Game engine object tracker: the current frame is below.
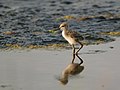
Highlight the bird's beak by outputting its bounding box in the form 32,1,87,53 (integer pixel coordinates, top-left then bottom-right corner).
55,28,60,30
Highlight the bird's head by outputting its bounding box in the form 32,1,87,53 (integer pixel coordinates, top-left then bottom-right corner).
59,22,68,31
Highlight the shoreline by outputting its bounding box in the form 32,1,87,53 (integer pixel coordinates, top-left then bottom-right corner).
0,37,118,52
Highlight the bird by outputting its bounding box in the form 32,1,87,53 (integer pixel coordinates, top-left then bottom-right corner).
59,22,84,65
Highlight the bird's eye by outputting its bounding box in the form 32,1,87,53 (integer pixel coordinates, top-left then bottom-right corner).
61,26,64,27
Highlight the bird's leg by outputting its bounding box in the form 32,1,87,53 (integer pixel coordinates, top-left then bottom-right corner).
72,44,75,63
75,42,83,65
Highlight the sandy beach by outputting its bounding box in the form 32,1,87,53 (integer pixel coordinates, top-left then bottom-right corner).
0,37,120,90
0,0,120,90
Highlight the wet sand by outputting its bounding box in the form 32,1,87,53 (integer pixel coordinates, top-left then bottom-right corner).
0,38,120,90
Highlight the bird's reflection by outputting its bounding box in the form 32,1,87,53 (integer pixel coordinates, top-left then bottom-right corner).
57,63,84,85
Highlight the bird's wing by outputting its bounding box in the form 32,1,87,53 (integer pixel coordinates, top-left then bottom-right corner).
67,30,84,41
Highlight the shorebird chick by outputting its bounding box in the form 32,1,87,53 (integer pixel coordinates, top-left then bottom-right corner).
59,22,84,64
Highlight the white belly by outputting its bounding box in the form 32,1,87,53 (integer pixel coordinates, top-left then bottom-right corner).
62,31,77,45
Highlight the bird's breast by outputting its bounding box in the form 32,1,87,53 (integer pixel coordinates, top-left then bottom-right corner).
62,31,77,45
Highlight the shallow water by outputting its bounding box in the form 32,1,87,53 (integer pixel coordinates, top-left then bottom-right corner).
0,38,120,90
0,0,120,49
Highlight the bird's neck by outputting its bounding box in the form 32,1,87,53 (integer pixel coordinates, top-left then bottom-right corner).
62,29,69,39
62,29,67,35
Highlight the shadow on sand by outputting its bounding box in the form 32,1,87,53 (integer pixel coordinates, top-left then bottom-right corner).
57,63,84,85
